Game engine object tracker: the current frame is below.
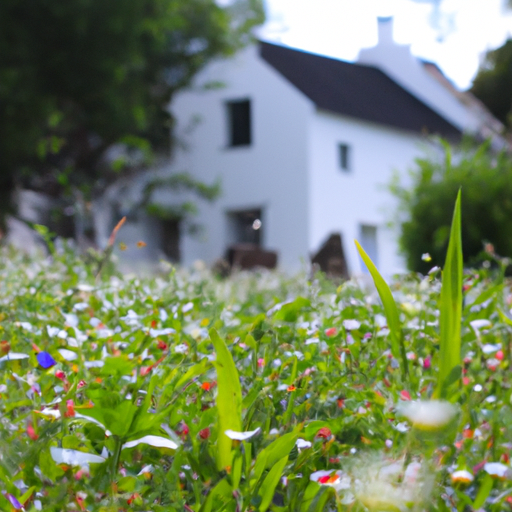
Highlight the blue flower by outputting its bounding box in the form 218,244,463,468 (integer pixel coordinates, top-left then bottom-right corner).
37,351,56,369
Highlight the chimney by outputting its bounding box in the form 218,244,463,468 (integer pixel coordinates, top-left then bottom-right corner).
377,16,394,45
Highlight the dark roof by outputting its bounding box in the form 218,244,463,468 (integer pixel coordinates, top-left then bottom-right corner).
259,41,461,137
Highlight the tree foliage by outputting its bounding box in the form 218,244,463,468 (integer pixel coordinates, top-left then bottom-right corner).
391,139,512,274
470,39,512,129
0,0,264,226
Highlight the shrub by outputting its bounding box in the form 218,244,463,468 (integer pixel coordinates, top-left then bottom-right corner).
391,138,512,273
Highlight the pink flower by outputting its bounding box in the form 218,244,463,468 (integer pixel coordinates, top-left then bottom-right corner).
399,390,411,401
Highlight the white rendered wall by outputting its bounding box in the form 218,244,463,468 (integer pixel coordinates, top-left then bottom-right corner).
308,110,429,277
162,45,315,270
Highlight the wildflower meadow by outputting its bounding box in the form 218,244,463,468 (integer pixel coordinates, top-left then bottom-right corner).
1,194,512,511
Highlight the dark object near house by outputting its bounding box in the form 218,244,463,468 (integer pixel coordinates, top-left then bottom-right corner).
311,233,349,279
226,244,278,270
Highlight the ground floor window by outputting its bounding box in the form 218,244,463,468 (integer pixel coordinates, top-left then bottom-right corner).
226,208,262,246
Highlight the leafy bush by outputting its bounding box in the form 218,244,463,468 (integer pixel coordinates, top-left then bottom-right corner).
391,138,512,273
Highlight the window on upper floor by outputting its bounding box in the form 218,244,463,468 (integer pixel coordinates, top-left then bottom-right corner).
338,143,350,171
227,99,251,147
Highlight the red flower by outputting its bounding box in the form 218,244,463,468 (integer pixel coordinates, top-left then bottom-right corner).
201,382,212,391
179,422,189,438
157,339,168,350
287,385,296,392
423,356,431,369
55,370,66,381
496,350,504,361
316,427,332,439
199,428,210,440
325,327,337,337
140,366,153,377
127,493,140,504
65,399,75,418
27,423,38,440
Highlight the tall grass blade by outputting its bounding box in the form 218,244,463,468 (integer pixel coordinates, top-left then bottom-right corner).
210,328,243,471
435,189,463,399
355,240,408,380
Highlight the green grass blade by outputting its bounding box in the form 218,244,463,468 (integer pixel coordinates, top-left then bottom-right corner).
355,240,408,380
210,328,243,471
258,455,288,512
436,189,463,399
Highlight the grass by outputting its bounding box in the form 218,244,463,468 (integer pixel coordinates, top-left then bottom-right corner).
0,209,511,511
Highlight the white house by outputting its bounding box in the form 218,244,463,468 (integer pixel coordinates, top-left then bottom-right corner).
105,18,505,276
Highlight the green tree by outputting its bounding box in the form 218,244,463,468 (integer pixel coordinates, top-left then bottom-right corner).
391,138,512,274
0,0,264,233
470,39,512,129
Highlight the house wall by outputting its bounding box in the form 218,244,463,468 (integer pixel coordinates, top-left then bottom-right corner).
160,45,315,270
308,109,429,277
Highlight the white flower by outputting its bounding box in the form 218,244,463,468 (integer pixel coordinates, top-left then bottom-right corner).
224,428,261,441
0,352,29,362
62,313,79,328
58,348,78,361
50,447,105,466
122,435,178,450
296,438,312,450
484,462,511,479
451,469,474,484
356,478,407,512
310,470,350,492
149,328,175,337
343,319,361,330
398,400,458,431
174,344,189,354
182,302,194,313
470,319,491,337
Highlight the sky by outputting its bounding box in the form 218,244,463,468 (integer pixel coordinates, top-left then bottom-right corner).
258,0,512,90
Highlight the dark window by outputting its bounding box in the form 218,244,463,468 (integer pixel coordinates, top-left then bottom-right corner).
227,209,262,246
227,99,251,147
339,143,350,171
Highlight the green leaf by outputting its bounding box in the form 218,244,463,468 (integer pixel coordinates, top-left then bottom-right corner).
252,430,299,483
435,189,463,400
274,297,310,322
473,474,493,509
258,455,288,512
355,240,407,380
210,328,242,471
174,359,210,390
199,478,233,512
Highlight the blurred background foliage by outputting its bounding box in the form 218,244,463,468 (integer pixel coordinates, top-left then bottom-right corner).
391,138,512,274
0,0,264,229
